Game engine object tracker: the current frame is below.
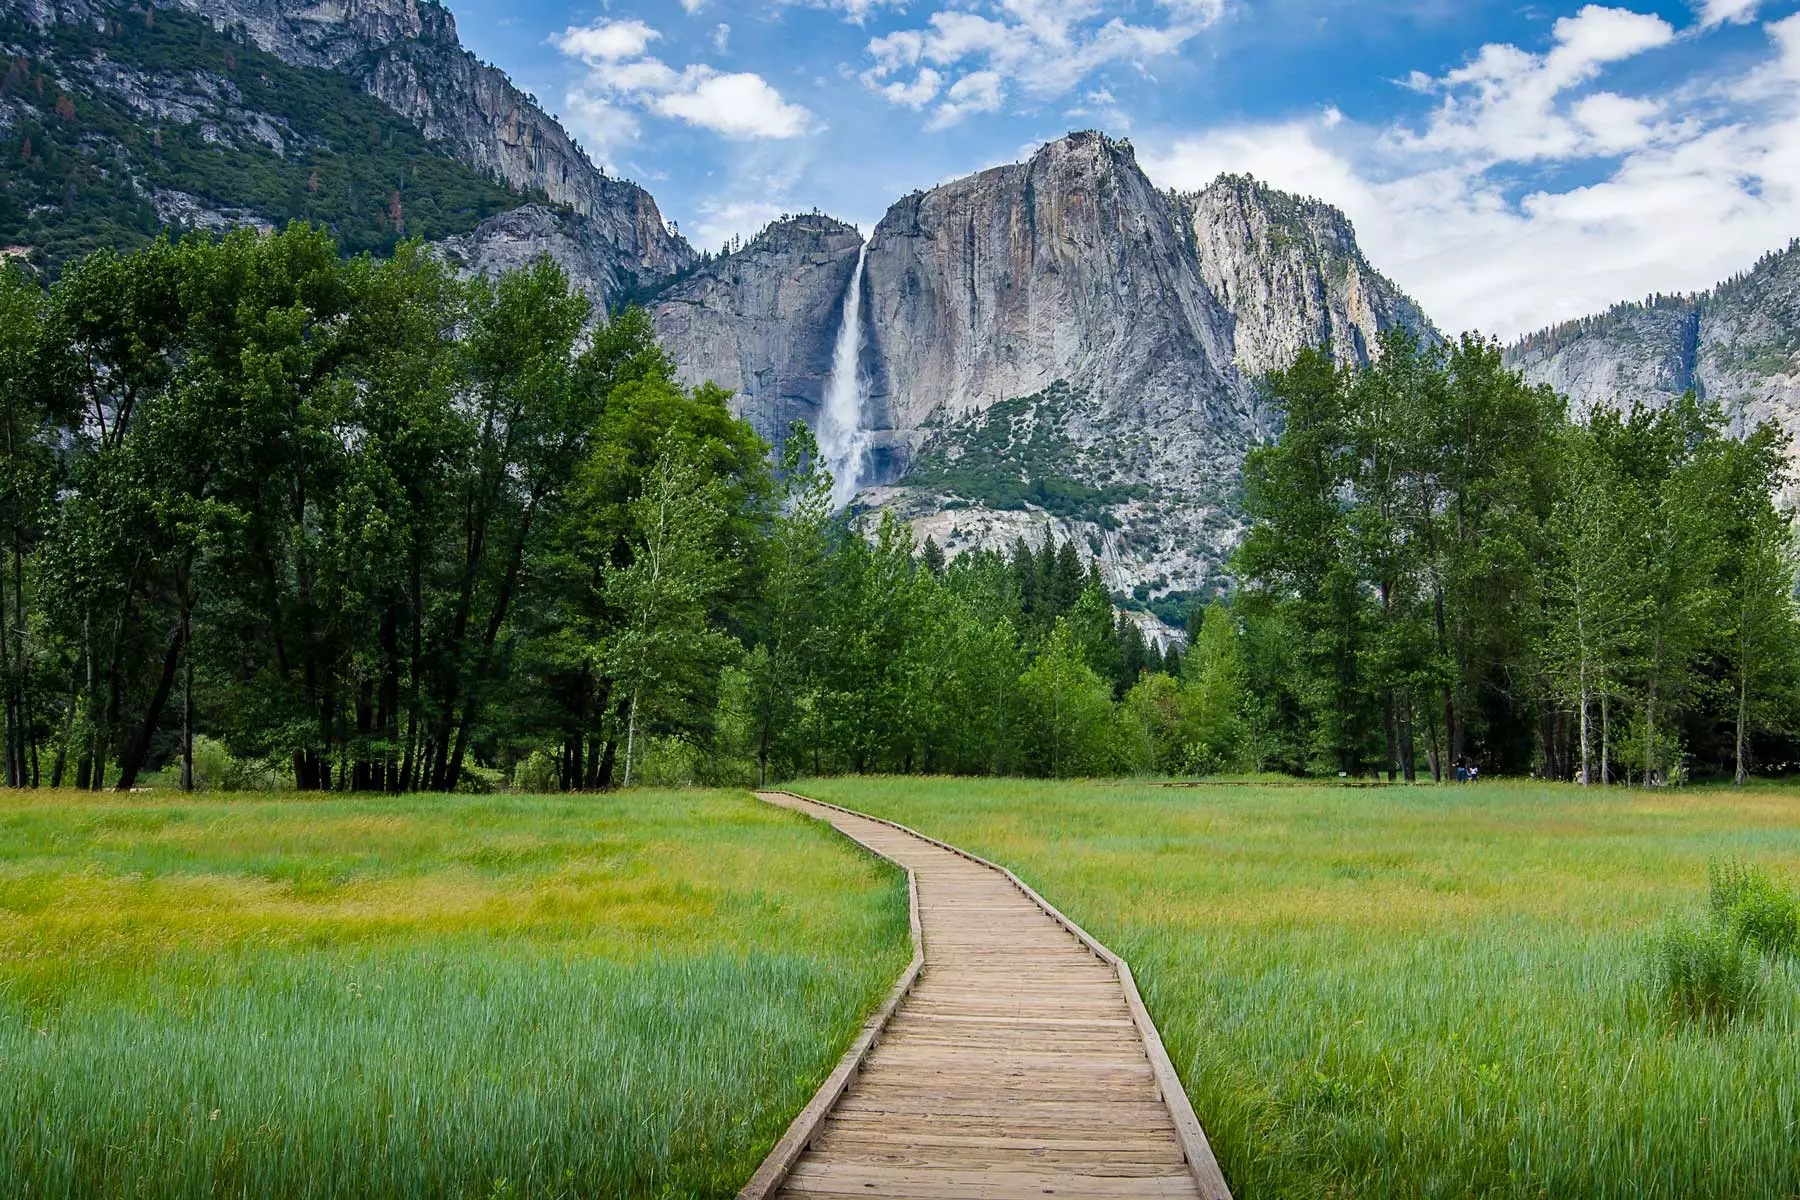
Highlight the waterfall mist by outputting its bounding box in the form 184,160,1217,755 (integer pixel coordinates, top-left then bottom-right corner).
819,242,871,511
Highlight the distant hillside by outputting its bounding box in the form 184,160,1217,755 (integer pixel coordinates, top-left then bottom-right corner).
651,134,1438,632
0,0,526,270
1508,239,1800,457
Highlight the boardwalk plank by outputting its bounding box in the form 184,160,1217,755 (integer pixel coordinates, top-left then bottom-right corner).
740,792,1232,1200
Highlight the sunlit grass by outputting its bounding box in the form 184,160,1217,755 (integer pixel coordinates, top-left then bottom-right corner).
801,776,1800,1200
0,788,908,1199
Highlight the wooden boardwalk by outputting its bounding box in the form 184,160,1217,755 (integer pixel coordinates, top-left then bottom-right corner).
744,792,1231,1200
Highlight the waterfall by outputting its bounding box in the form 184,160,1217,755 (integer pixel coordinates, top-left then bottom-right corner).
819,242,871,511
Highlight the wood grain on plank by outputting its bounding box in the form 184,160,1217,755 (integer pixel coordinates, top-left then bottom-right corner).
740,791,1232,1200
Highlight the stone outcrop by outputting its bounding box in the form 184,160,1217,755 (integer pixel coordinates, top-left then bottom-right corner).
15,0,697,302
1183,174,1435,377
651,132,1434,614
437,203,686,313
1508,241,1800,456
652,214,863,450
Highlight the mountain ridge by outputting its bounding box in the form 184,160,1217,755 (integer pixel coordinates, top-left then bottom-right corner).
1506,238,1800,457
2,0,692,305
651,131,1436,624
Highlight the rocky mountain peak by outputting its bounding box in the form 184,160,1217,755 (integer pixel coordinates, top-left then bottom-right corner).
145,0,694,297
1180,172,1434,377
648,131,1440,626
653,212,866,451
1508,239,1800,455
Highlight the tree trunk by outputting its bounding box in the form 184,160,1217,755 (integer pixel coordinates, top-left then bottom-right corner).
114,617,185,791
0,546,16,788
75,611,93,789
1383,690,1399,783
1735,671,1749,787
622,690,639,787
13,532,33,787
180,595,193,793
1577,657,1591,787
1398,687,1417,782
1600,691,1610,786
597,736,618,790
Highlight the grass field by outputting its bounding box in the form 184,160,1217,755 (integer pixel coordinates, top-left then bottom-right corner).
0,789,908,1200
800,777,1800,1200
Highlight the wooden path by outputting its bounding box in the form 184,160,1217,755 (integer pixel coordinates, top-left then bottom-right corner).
742,791,1232,1200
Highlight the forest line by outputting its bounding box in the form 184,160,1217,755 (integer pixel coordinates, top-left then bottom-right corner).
0,225,1795,791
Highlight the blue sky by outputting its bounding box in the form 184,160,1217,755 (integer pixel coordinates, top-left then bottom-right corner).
445,0,1800,338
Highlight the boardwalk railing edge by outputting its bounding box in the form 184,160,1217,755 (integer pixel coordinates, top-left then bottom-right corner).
753,789,1234,1200
736,797,925,1200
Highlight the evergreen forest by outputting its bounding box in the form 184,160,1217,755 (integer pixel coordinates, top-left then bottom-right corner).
2,225,1797,793
0,3,528,273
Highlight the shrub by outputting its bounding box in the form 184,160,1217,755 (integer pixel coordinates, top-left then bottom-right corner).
1653,915,1763,1025
512,749,560,794
455,764,506,794
1709,858,1800,959
189,736,282,791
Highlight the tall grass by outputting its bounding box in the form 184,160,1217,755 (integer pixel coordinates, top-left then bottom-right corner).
0,789,909,1199
803,776,1800,1200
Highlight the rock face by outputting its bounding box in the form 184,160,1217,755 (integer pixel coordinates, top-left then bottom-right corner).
653,214,863,449
652,132,1433,620
437,203,687,313
1183,174,1436,378
1508,241,1800,454
24,0,696,302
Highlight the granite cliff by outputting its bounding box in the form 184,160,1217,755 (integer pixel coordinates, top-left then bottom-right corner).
158,0,693,291
3,0,691,302
1508,242,1800,463
652,133,1433,623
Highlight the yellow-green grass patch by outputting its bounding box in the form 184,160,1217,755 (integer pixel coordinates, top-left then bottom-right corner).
0,788,908,1199
800,777,1800,1200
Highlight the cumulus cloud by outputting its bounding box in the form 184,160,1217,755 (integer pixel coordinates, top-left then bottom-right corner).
554,19,813,151
927,71,1006,129
658,73,812,139
1388,6,1677,162
1141,9,1800,341
879,67,945,110
1700,0,1759,25
863,0,1221,128
554,19,659,64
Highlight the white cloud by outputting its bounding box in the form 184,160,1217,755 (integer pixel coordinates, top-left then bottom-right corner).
657,72,813,139
928,71,1006,130
1141,9,1800,341
1389,6,1676,162
554,19,659,64
879,67,945,110
1700,0,1759,25
553,18,814,151
863,0,1221,123
562,91,640,171
712,23,731,54
680,0,706,11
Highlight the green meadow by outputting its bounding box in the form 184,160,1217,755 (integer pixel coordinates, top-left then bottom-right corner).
0,789,907,1200
801,777,1800,1200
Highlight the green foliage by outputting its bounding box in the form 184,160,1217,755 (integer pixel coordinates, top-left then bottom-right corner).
1015,620,1118,777
0,5,526,272
1709,858,1800,959
905,384,1148,526
1648,857,1796,1029
0,226,769,796
1236,327,1800,782
1653,914,1764,1025
186,734,279,792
